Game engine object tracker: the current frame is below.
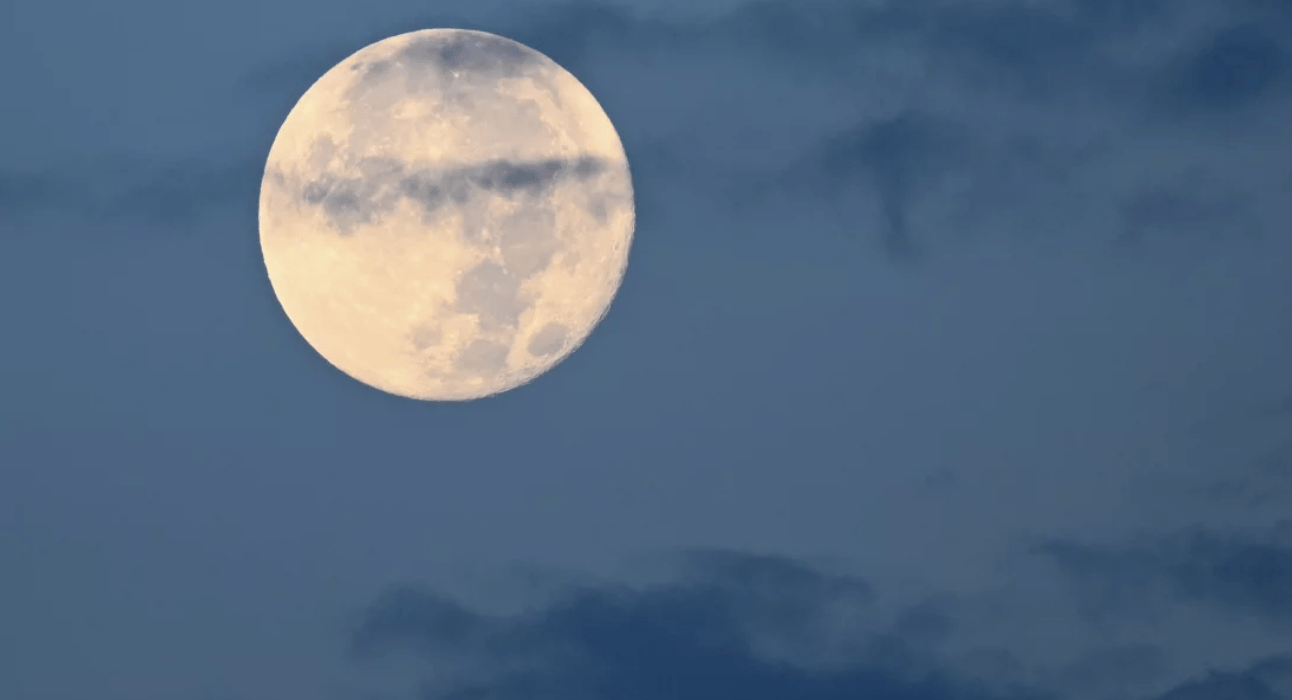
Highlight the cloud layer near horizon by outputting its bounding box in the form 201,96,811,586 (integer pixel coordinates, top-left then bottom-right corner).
351,549,1292,700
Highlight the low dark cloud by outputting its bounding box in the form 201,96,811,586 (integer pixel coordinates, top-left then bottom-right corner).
1052,644,1168,699
1155,655,1292,700
351,550,1292,700
1037,522,1292,625
351,550,1039,700
1157,22,1290,117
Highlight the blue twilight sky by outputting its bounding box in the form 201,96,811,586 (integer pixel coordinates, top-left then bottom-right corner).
3,1,1292,699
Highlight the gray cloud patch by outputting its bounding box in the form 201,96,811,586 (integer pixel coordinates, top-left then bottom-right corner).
778,112,968,260
349,551,1029,700
1055,644,1169,698
1153,655,1292,700
1117,170,1257,244
351,587,483,657
347,550,1292,700
290,155,609,236
473,158,606,196
1037,522,1292,625
1157,23,1290,117
301,174,391,234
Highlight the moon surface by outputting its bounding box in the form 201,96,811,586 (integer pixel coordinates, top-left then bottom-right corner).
259,29,634,400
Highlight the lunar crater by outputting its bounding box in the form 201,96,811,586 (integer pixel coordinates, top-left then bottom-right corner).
455,261,526,332
527,322,570,357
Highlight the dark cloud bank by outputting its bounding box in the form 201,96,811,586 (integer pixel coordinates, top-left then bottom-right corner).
352,549,1292,700
352,551,1025,700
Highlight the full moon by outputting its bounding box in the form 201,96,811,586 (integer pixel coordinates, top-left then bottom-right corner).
259,29,634,400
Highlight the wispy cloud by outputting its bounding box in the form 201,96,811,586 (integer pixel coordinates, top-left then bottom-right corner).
0,158,260,225
12,0,1288,262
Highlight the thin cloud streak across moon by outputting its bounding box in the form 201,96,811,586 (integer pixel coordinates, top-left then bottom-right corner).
258,28,635,401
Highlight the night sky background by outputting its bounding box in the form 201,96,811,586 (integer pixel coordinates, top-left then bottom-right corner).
3,1,1292,699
